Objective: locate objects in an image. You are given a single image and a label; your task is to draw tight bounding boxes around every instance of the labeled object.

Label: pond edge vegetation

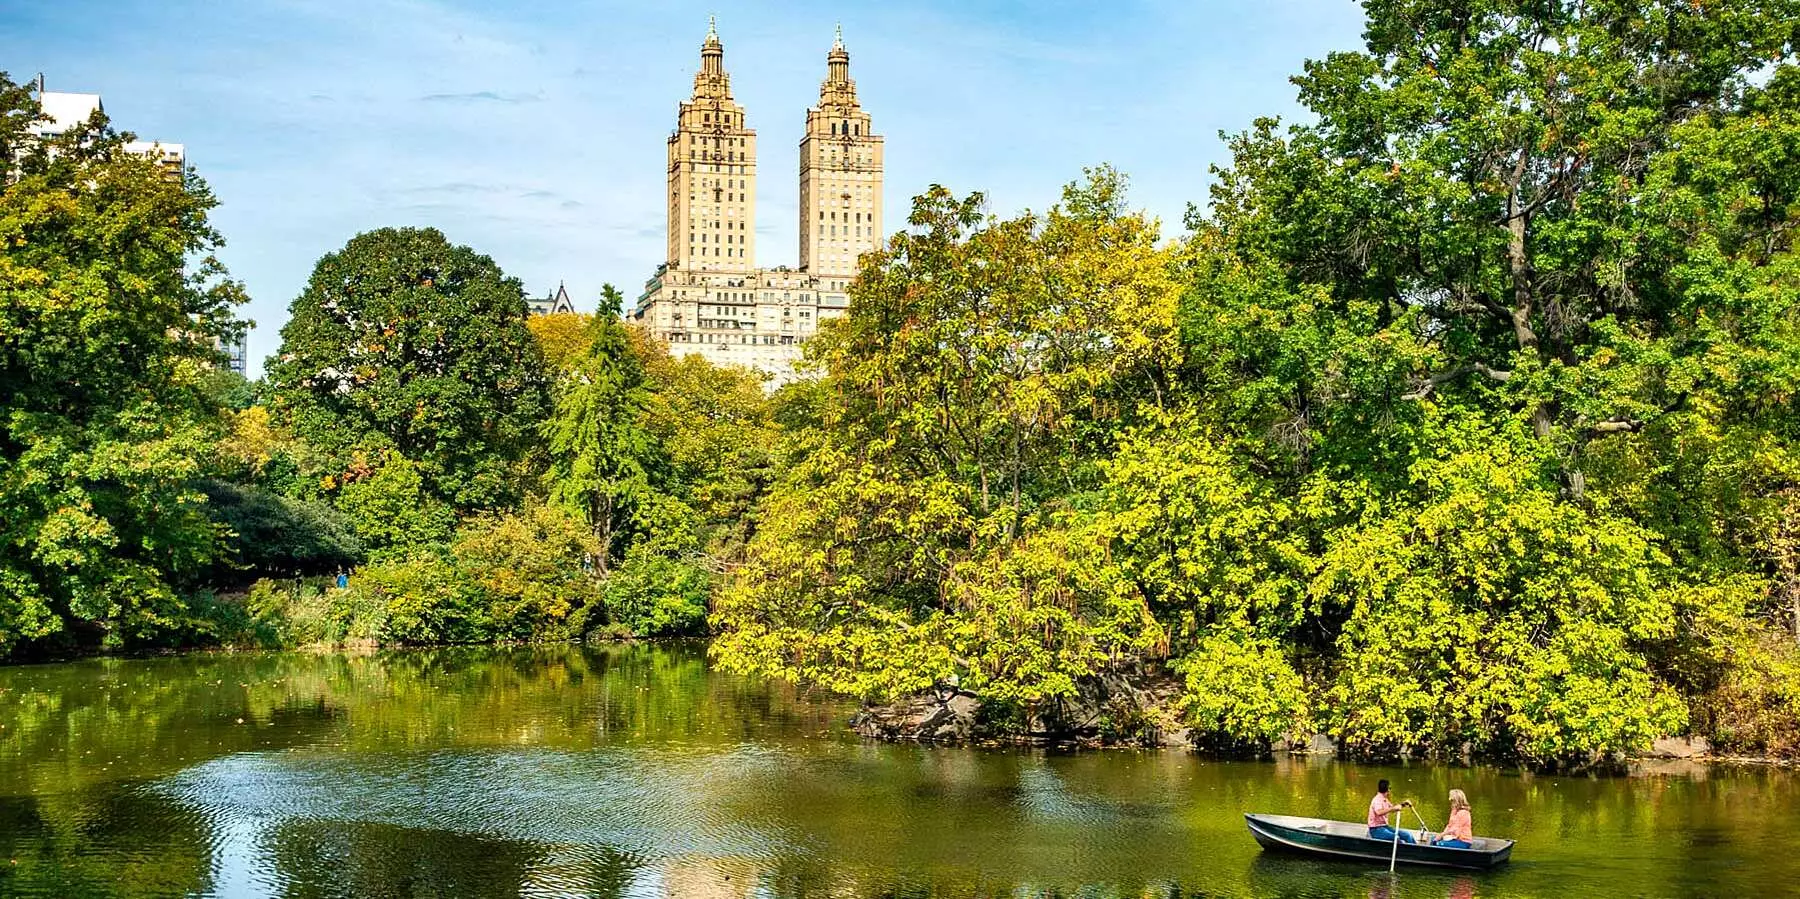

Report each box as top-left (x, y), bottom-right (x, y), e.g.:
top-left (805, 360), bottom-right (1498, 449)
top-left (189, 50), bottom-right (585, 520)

top-left (6, 0), bottom-right (1800, 771)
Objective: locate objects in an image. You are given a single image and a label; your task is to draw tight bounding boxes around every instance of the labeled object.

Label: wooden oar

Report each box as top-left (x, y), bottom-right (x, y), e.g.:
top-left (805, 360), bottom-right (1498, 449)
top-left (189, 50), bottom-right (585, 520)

top-left (1389, 816), bottom-right (1402, 872)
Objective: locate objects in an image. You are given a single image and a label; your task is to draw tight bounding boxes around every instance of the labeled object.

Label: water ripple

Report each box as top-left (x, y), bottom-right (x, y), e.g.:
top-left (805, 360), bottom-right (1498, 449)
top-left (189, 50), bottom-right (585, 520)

top-left (150, 744), bottom-right (806, 864)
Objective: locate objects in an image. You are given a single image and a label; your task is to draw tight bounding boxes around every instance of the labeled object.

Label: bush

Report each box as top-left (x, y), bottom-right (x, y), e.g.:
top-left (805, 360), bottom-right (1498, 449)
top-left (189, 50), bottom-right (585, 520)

top-left (1177, 632), bottom-right (1311, 746)
top-left (345, 556), bottom-right (487, 645)
top-left (603, 546), bottom-right (710, 638)
top-left (243, 577), bottom-right (365, 646)
top-left (200, 480), bottom-right (363, 581)
top-left (1697, 633), bottom-right (1800, 758)
top-left (453, 505), bottom-right (605, 641)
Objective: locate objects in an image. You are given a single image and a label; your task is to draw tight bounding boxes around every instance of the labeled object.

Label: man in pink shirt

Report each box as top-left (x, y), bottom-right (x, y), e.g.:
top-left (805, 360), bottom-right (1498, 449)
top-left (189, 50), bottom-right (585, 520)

top-left (1367, 779), bottom-right (1415, 843)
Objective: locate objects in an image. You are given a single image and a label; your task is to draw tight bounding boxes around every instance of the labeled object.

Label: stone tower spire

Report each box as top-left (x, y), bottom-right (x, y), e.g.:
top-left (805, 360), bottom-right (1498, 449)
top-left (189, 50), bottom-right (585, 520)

top-left (665, 18), bottom-right (758, 272)
top-left (799, 26), bottom-right (884, 277)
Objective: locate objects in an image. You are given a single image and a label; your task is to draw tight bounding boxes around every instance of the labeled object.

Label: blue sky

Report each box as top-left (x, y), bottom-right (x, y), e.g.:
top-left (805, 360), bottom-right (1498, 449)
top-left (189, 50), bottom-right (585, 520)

top-left (2, 0), bottom-right (1367, 376)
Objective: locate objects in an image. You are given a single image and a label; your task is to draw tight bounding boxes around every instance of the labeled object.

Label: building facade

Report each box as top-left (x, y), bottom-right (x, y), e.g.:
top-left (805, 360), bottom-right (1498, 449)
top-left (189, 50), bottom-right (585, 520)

top-left (631, 23), bottom-right (882, 386)
top-left (28, 77), bottom-right (187, 178)
top-left (529, 282), bottom-right (578, 316)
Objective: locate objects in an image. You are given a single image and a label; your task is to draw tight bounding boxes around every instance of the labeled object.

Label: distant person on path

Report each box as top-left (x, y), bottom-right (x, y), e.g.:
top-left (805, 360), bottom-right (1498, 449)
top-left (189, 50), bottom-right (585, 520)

top-left (1433, 789), bottom-right (1474, 849)
top-left (1368, 779), bottom-right (1415, 843)
top-left (336, 570), bottom-right (348, 590)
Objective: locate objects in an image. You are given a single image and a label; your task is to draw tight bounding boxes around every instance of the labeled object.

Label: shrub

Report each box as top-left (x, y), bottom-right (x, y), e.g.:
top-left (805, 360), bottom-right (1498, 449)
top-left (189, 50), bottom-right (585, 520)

top-left (345, 556), bottom-right (486, 645)
top-left (603, 546), bottom-right (710, 638)
top-left (1697, 634), bottom-right (1800, 758)
top-left (452, 505), bottom-right (605, 641)
top-left (200, 480), bottom-right (363, 581)
top-left (243, 577), bottom-right (366, 646)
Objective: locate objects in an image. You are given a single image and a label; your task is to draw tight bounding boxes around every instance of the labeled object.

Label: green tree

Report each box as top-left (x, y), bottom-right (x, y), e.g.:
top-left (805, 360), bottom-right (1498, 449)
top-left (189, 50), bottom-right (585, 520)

top-left (712, 169), bottom-right (1183, 710)
top-left (336, 452), bottom-right (456, 562)
top-left (266, 227), bottom-right (550, 513)
top-left (544, 285), bottom-right (660, 571)
top-left (0, 72), bottom-right (246, 656)
top-left (198, 480), bottom-right (363, 580)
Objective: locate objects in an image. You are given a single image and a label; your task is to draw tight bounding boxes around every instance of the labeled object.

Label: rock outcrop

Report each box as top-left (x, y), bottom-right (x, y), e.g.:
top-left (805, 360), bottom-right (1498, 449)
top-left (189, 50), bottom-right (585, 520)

top-left (850, 670), bottom-right (1189, 747)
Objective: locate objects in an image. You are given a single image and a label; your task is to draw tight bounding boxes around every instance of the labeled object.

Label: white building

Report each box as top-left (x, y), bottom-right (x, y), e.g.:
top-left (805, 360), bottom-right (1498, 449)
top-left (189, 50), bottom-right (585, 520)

top-left (28, 77), bottom-right (186, 176)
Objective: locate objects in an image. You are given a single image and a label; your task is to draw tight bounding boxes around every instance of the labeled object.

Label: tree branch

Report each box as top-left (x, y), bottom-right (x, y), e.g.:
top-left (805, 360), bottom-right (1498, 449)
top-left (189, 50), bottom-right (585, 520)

top-left (1402, 363), bottom-right (1513, 400)
top-left (1586, 418), bottom-right (1644, 436)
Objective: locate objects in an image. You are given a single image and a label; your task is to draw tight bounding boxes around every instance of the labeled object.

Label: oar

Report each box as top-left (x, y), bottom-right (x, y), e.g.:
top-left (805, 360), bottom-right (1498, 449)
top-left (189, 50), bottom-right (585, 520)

top-left (1411, 805), bottom-right (1435, 844)
top-left (1389, 814), bottom-right (1402, 873)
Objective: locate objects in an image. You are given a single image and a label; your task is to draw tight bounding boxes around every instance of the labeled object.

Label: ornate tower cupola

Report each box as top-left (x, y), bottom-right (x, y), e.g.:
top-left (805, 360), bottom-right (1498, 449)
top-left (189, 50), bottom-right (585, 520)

top-left (666, 17), bottom-right (758, 273)
top-left (798, 25), bottom-right (885, 278)
top-left (697, 16), bottom-right (727, 91)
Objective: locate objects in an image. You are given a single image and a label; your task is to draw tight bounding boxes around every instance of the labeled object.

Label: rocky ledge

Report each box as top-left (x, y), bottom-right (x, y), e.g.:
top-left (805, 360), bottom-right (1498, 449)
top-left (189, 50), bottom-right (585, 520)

top-left (849, 672), bottom-right (1191, 748)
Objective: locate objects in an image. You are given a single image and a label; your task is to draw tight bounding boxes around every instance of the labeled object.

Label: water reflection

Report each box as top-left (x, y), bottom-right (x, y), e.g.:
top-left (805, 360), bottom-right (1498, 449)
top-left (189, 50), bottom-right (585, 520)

top-left (1, 644), bottom-right (1797, 898)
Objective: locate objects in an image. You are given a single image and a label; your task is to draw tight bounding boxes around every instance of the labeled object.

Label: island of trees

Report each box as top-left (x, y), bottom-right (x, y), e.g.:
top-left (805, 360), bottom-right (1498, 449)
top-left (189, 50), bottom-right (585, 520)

top-left (3, 0), bottom-right (1798, 769)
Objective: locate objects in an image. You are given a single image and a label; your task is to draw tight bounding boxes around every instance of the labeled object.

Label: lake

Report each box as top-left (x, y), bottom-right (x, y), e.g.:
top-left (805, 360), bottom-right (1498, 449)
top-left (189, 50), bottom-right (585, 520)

top-left (0, 643), bottom-right (1793, 897)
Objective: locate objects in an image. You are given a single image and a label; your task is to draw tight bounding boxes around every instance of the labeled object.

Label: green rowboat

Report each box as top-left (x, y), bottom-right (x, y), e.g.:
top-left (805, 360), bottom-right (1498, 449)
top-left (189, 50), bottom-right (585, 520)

top-left (1245, 813), bottom-right (1514, 870)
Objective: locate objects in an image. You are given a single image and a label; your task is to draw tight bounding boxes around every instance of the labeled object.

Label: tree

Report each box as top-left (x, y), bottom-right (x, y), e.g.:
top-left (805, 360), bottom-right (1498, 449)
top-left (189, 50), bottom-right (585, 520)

top-left (198, 480), bottom-right (363, 580)
top-left (712, 170), bottom-right (1184, 712)
top-left (266, 227), bottom-right (550, 513)
top-left (0, 72), bottom-right (246, 656)
top-left (336, 452), bottom-right (456, 562)
top-left (543, 285), bottom-right (661, 572)
top-left (636, 331), bottom-right (780, 565)
top-left (1163, 0), bottom-right (1800, 761)
top-left (528, 311), bottom-right (595, 373)
top-left (1208, 0), bottom-right (1800, 481)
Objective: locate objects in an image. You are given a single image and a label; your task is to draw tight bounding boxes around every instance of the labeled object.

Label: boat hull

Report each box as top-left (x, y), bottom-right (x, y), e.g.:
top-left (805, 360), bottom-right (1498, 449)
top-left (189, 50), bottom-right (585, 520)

top-left (1245, 814), bottom-right (1513, 870)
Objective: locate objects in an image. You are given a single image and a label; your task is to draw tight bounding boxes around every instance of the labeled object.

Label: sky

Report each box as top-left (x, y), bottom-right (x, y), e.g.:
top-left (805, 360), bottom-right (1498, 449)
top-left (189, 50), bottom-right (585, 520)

top-left (2, 0), bottom-right (1368, 377)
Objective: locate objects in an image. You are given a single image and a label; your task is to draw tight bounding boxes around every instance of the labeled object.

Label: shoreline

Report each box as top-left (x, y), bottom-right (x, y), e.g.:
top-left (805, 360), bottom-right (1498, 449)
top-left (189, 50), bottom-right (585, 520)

top-left (11, 642), bottom-right (1796, 771)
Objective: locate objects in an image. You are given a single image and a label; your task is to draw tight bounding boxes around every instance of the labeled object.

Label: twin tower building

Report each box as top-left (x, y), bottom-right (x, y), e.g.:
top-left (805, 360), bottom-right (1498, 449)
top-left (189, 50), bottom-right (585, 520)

top-left (630, 21), bottom-right (884, 385)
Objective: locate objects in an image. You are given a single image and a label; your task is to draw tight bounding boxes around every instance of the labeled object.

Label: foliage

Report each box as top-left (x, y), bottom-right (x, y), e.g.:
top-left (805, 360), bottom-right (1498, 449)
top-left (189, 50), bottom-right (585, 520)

top-left (452, 504), bottom-right (605, 642)
top-left (603, 545), bottom-right (710, 638)
top-left (297, 506), bottom-right (605, 646)
top-left (342, 556), bottom-right (484, 645)
top-left (636, 330), bottom-right (780, 563)
top-left (528, 311), bottom-right (594, 372)
top-left (265, 226), bottom-right (550, 513)
top-left (0, 71), bottom-right (246, 657)
top-left (712, 168), bottom-right (1185, 707)
top-left (199, 480), bottom-right (363, 580)
top-left (712, 0), bottom-right (1800, 763)
top-left (1696, 634), bottom-right (1800, 758)
top-left (335, 452), bottom-right (456, 562)
top-left (543, 289), bottom-right (660, 571)
top-left (1176, 632), bottom-right (1311, 745)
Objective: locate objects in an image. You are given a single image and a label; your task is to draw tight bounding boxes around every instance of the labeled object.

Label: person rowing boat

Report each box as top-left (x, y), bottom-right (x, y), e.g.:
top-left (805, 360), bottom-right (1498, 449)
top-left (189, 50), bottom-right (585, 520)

top-left (1367, 779), bottom-right (1415, 843)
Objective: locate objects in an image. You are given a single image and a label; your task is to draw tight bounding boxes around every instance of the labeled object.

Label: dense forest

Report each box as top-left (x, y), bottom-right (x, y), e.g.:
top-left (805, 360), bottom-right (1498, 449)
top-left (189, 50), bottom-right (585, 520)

top-left (3, 0), bottom-right (1799, 768)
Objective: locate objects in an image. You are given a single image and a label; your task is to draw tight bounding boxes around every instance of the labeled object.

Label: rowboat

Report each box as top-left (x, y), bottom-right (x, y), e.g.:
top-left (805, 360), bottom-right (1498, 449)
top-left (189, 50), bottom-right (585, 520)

top-left (1244, 813), bottom-right (1514, 870)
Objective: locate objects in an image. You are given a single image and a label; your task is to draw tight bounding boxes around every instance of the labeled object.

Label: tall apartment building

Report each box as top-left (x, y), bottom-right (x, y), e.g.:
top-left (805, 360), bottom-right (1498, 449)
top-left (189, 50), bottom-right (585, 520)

top-left (28, 77), bottom-right (187, 178)
top-left (630, 23), bottom-right (884, 386)
top-left (28, 78), bottom-right (237, 373)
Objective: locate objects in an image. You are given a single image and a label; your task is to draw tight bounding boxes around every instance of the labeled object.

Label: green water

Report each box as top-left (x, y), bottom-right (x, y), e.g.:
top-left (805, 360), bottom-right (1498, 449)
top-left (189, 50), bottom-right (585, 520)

top-left (0, 644), bottom-right (1793, 898)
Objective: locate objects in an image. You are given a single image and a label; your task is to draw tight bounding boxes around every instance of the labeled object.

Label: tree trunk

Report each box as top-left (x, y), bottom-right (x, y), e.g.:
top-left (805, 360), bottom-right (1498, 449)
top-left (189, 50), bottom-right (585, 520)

top-left (592, 492), bottom-right (613, 575)
top-left (1779, 493), bottom-right (1800, 644)
top-left (1505, 202), bottom-right (1553, 440)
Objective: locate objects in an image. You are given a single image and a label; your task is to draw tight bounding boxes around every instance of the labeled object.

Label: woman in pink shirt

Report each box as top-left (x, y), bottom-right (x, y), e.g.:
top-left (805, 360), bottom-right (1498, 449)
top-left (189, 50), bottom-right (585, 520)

top-left (1434, 789), bottom-right (1474, 849)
